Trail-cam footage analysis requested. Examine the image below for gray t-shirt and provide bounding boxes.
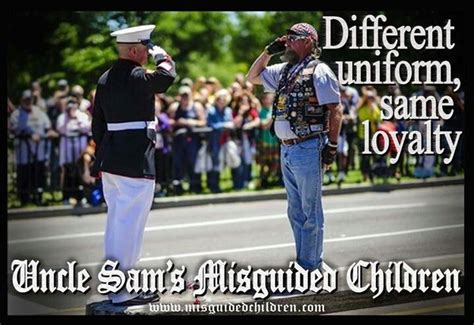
[260,61,340,139]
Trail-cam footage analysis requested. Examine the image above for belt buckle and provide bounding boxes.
[282,138,296,146]
[283,135,316,146]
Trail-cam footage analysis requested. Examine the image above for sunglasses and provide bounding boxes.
[286,34,308,42]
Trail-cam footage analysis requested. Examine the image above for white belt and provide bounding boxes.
[107,121,156,131]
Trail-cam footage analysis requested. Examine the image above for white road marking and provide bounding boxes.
[8,203,427,244]
[79,223,463,267]
[335,253,465,273]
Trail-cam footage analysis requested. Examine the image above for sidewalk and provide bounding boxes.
[7,176,464,220]
[85,277,464,315]
[326,295,464,315]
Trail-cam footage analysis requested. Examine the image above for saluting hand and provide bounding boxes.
[148,45,169,65]
[265,36,286,55]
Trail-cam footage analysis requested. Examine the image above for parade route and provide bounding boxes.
[8,185,464,315]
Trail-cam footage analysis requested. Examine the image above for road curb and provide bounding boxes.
[8,176,464,220]
[85,277,464,315]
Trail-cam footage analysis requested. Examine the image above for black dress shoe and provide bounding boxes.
[113,292,160,306]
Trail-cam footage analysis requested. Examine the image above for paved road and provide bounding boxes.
[8,185,464,315]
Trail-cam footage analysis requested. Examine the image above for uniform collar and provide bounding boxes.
[115,58,142,67]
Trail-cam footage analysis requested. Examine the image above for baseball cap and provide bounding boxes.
[21,89,32,100]
[57,79,68,87]
[178,86,192,96]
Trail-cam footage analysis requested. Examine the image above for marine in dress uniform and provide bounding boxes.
[91,24,176,305]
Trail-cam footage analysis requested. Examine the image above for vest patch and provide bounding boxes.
[272,59,330,138]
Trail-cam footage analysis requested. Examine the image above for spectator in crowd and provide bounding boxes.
[256,92,281,189]
[206,89,234,193]
[31,80,47,112]
[231,90,260,190]
[57,79,69,93]
[180,77,193,88]
[9,90,56,205]
[56,96,91,205]
[196,87,210,108]
[345,84,360,112]
[335,86,357,184]
[47,79,69,109]
[230,81,243,99]
[440,86,464,176]
[87,89,96,115]
[168,86,207,194]
[243,80,255,94]
[374,117,398,180]
[193,76,207,99]
[229,82,243,116]
[154,94,173,197]
[411,76,441,101]
[340,86,358,173]
[46,95,67,191]
[71,85,92,114]
[386,84,408,179]
[204,77,221,104]
[234,73,246,88]
[413,86,441,179]
[47,92,67,128]
[76,139,102,206]
[357,88,381,182]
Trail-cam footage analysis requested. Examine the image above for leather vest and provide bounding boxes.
[272,58,330,138]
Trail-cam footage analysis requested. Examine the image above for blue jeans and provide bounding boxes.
[280,135,326,270]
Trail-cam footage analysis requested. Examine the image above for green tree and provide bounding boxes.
[7,11,116,98]
[230,12,324,70]
[8,11,464,102]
